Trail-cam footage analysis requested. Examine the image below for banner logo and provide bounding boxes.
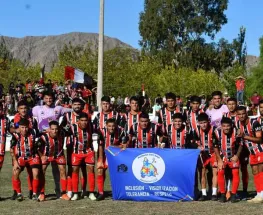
[132,153,165,183]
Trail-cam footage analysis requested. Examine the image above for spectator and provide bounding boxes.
[235,76,245,104]
[82,85,92,104]
[116,95,123,107]
[250,92,262,107]
[124,95,130,106]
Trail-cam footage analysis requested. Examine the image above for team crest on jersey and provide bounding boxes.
[132,153,165,183]
[40,111,45,115]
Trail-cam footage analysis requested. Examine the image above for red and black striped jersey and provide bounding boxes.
[214,128,241,159]
[236,119,263,155]
[129,123,163,148]
[257,117,263,130]
[0,116,10,155]
[70,123,93,154]
[121,112,141,134]
[10,113,38,130]
[98,127,127,149]
[159,108,176,131]
[10,129,38,158]
[39,132,65,158]
[185,108,204,132]
[166,124,191,149]
[193,125,216,155]
[223,112,239,127]
[93,111,120,131]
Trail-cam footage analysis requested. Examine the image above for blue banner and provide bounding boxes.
[106,147,200,202]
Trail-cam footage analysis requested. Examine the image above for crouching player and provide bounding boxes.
[10,119,40,201]
[69,113,96,201]
[37,121,70,201]
[97,118,128,200]
[193,113,218,201]
[214,117,243,203]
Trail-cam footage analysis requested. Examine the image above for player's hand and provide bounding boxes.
[236,130,244,138]
[121,144,127,150]
[41,156,48,163]
[231,155,239,162]
[13,161,21,171]
[198,146,204,151]
[217,160,224,170]
[97,160,104,169]
[15,128,20,133]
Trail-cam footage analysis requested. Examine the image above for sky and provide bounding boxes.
[0,0,262,56]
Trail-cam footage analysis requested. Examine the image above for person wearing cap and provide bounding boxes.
[235,76,245,104]
[93,96,121,132]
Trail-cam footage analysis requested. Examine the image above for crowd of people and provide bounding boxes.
[0,78,263,204]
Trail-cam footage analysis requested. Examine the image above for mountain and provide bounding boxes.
[1,32,134,72]
[246,55,259,72]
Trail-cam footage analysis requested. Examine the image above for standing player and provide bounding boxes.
[9,101,38,200]
[206,91,229,128]
[97,118,128,200]
[236,106,263,203]
[223,98,238,125]
[93,96,121,131]
[60,98,88,198]
[185,96,204,132]
[0,103,10,200]
[159,93,183,132]
[37,121,70,201]
[129,112,163,148]
[10,119,40,201]
[166,113,193,149]
[194,113,218,201]
[121,96,141,134]
[32,91,71,198]
[69,113,96,201]
[214,117,243,203]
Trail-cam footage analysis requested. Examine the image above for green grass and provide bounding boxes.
[0,156,263,215]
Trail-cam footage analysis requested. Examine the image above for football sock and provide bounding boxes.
[40,176,45,193]
[13,179,21,194]
[201,189,207,196]
[72,172,79,193]
[212,187,217,195]
[217,169,226,194]
[254,173,260,193]
[67,176,72,192]
[88,173,95,192]
[231,169,240,194]
[81,176,87,192]
[60,179,67,193]
[97,175,104,195]
[227,179,231,192]
[241,165,249,192]
[32,179,39,194]
[26,167,33,191]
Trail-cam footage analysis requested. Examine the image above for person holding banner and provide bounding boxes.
[68,113,96,201]
[193,113,218,201]
[214,117,243,203]
[235,106,263,203]
[129,112,163,148]
[165,113,193,149]
[93,96,121,131]
[97,118,128,201]
[120,96,141,134]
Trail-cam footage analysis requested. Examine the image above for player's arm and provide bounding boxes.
[97,132,104,169]
[10,136,20,170]
[231,141,243,162]
[241,122,262,143]
[185,128,195,149]
[157,125,165,148]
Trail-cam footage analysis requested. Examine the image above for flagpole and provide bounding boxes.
[97,0,105,111]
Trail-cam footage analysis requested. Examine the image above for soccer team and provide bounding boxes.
[0,90,263,203]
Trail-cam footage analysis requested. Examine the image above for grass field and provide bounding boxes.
[1,156,263,215]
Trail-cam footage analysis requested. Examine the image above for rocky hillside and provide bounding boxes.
[1,32,133,72]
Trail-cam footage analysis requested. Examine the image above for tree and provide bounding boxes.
[139,0,228,65]
[232,26,247,67]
